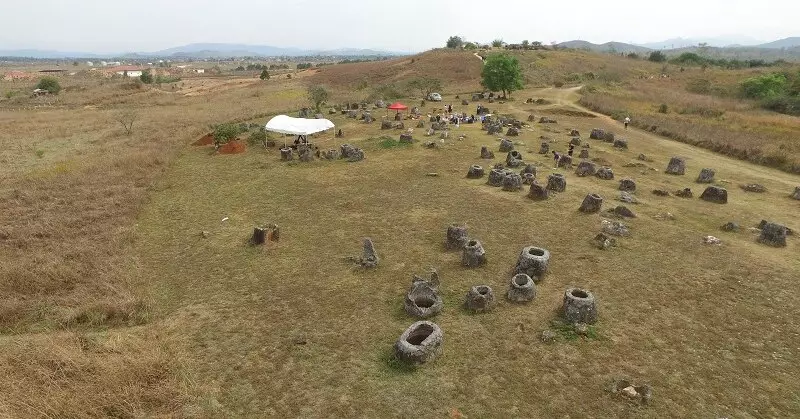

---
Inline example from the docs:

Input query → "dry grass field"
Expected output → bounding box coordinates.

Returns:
[1,50,799,417]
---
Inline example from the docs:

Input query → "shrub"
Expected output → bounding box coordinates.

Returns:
[648,51,667,63]
[554,80,565,88]
[761,95,800,116]
[740,73,787,99]
[259,69,270,80]
[247,130,268,146]
[446,36,464,49]
[36,77,61,94]
[491,39,504,48]
[139,70,153,84]
[658,104,669,113]
[686,78,712,95]
[155,75,181,84]
[213,123,240,146]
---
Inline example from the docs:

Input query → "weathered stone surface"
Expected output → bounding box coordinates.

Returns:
[321,149,340,160]
[528,181,549,200]
[467,165,485,179]
[791,187,800,200]
[596,167,614,180]
[665,157,686,175]
[539,117,557,124]
[502,173,523,191]
[758,222,788,247]
[464,285,495,313]
[520,164,537,176]
[506,150,524,167]
[399,133,414,143]
[280,147,294,161]
[613,139,628,149]
[589,128,605,140]
[575,161,597,177]
[637,153,649,161]
[696,168,715,183]
[499,139,514,152]
[675,188,693,198]
[570,137,582,146]
[720,222,740,232]
[480,146,495,159]
[619,178,636,192]
[514,246,550,283]
[593,233,616,249]
[358,238,379,268]
[445,224,469,250]
[652,189,670,196]
[557,154,573,168]
[462,239,487,267]
[404,271,442,318]
[521,172,535,185]
[538,142,550,154]
[487,168,506,187]
[563,288,598,324]
[506,127,520,136]
[507,274,537,303]
[602,132,615,143]
[546,173,567,192]
[416,120,425,128]
[394,321,443,365]
[619,191,638,204]
[602,219,630,236]
[392,121,405,129]
[540,330,557,343]
[298,145,314,162]
[339,145,364,162]
[569,129,580,137]
[487,123,502,135]
[740,183,767,193]
[612,379,653,405]
[527,114,535,122]
[380,120,392,130]
[700,186,728,204]
[431,121,447,131]
[579,149,589,159]
[612,205,636,218]
[579,193,603,213]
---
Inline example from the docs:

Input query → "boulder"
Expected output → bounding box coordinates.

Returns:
[506,150,524,167]
[462,239,487,267]
[589,128,605,140]
[613,139,628,149]
[637,153,649,161]
[392,121,405,130]
[487,123,502,135]
[569,129,580,137]
[563,288,598,324]
[557,154,573,169]
[358,238,379,268]
[758,222,788,247]
[665,157,686,175]
[445,224,469,250]
[380,120,392,130]
[528,181,549,200]
[538,142,550,155]
[394,321,443,365]
[602,219,630,237]
[740,183,767,193]
[506,127,520,136]
[619,191,638,204]
[579,193,603,213]
[579,149,589,159]
[539,117,557,124]
[461,99,469,106]
[602,132,615,143]
[594,233,616,250]
[575,161,597,177]
[700,186,728,204]
[652,189,670,196]
[569,137,582,146]
[520,164,537,176]
[612,379,653,406]
[375,99,386,108]
[464,285,495,313]
[720,222,740,232]
[612,205,636,218]
[527,114,536,122]
[487,168,506,187]
[507,274,537,303]
[514,246,550,283]
[321,149,340,160]
[298,145,314,162]
[521,172,535,185]
[399,133,414,143]
[404,270,443,319]
[675,188,693,198]
[791,186,800,200]
[696,168,715,183]
[502,173,523,191]
[346,148,365,162]
[466,165,485,179]
[480,146,495,159]
[431,121,447,131]
[499,139,514,152]
[596,167,615,180]
[619,178,636,192]
[546,173,567,192]
[280,147,294,161]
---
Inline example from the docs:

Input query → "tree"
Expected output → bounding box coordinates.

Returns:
[307,85,329,112]
[260,69,270,80]
[648,51,667,62]
[72,61,78,66]
[36,77,61,94]
[139,69,153,84]
[491,39,505,48]
[531,41,543,50]
[408,77,442,98]
[463,42,477,50]
[213,123,239,147]
[521,40,530,49]
[446,36,464,49]
[481,53,524,98]
[115,110,138,135]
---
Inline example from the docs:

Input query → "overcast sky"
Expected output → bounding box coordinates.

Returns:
[2,0,797,53]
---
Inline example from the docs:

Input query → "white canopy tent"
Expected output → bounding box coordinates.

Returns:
[265,115,335,147]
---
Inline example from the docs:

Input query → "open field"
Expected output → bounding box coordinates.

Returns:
[1,49,799,417]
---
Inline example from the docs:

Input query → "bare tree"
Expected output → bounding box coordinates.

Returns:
[116,110,138,135]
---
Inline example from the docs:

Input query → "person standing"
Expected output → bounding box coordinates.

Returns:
[568,143,575,157]
[624,116,631,130]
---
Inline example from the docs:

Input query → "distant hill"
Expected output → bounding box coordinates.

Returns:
[557,40,651,54]
[638,35,764,50]
[756,37,800,49]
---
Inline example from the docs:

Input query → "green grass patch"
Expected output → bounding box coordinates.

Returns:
[549,319,600,341]
[371,135,412,149]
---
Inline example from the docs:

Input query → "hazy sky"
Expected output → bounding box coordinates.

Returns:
[3,0,798,52]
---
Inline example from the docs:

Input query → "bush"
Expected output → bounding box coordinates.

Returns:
[247,130,268,146]
[155,75,181,84]
[36,77,61,94]
[648,51,667,63]
[686,78,712,95]
[259,69,270,80]
[139,70,153,84]
[446,36,464,49]
[554,81,565,88]
[761,95,800,116]
[213,123,240,146]
[658,104,669,113]
[740,73,788,99]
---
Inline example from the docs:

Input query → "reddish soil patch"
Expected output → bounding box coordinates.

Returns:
[193,133,214,146]
[218,140,246,154]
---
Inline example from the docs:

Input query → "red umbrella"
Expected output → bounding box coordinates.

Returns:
[387,102,408,115]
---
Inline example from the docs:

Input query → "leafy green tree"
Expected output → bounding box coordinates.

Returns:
[260,69,270,80]
[35,77,61,94]
[648,51,667,62]
[463,42,478,50]
[307,85,329,112]
[740,73,788,99]
[491,39,505,48]
[408,77,442,97]
[213,123,240,147]
[446,36,464,49]
[480,53,524,98]
[139,69,153,84]
[521,40,530,49]
[531,41,543,50]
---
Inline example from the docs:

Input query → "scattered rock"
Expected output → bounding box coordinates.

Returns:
[506,127,520,136]
[487,168,506,187]
[637,153,650,161]
[740,183,767,193]
[546,173,567,192]
[502,173,523,191]
[674,188,693,198]
[399,133,414,143]
[720,222,740,232]
[539,117,557,124]
[467,165,485,179]
[520,164,537,176]
[528,182,549,200]
[569,129,580,137]
[618,192,638,204]
[654,212,675,221]
[538,142,550,154]
[612,379,653,405]
[507,274,537,302]
[579,193,603,213]
[593,233,617,250]
[521,172,535,185]
[700,186,728,204]
[514,246,550,283]
[462,239,487,267]
[464,285,495,313]
[696,168,715,183]
[602,131,616,143]
[557,154,573,169]
[280,147,294,161]
[618,178,636,192]
[563,288,598,324]
[540,329,557,343]
[499,139,514,152]
[445,224,469,251]
[380,120,392,130]
[506,150,524,167]
[570,137,582,146]
[358,238,379,268]
[394,321,443,365]
[791,186,800,200]
[596,167,614,180]
[601,219,630,237]
[200,230,210,238]
[611,205,636,218]
[703,235,722,245]
[651,189,670,197]
[589,128,605,140]
[321,149,340,160]
[579,149,589,159]
[665,157,686,175]
[480,146,495,159]
[613,139,628,149]
[758,222,788,247]
[574,323,589,336]
[575,161,597,177]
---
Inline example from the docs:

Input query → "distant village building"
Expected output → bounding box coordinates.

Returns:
[95,65,148,77]
[193,68,205,74]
